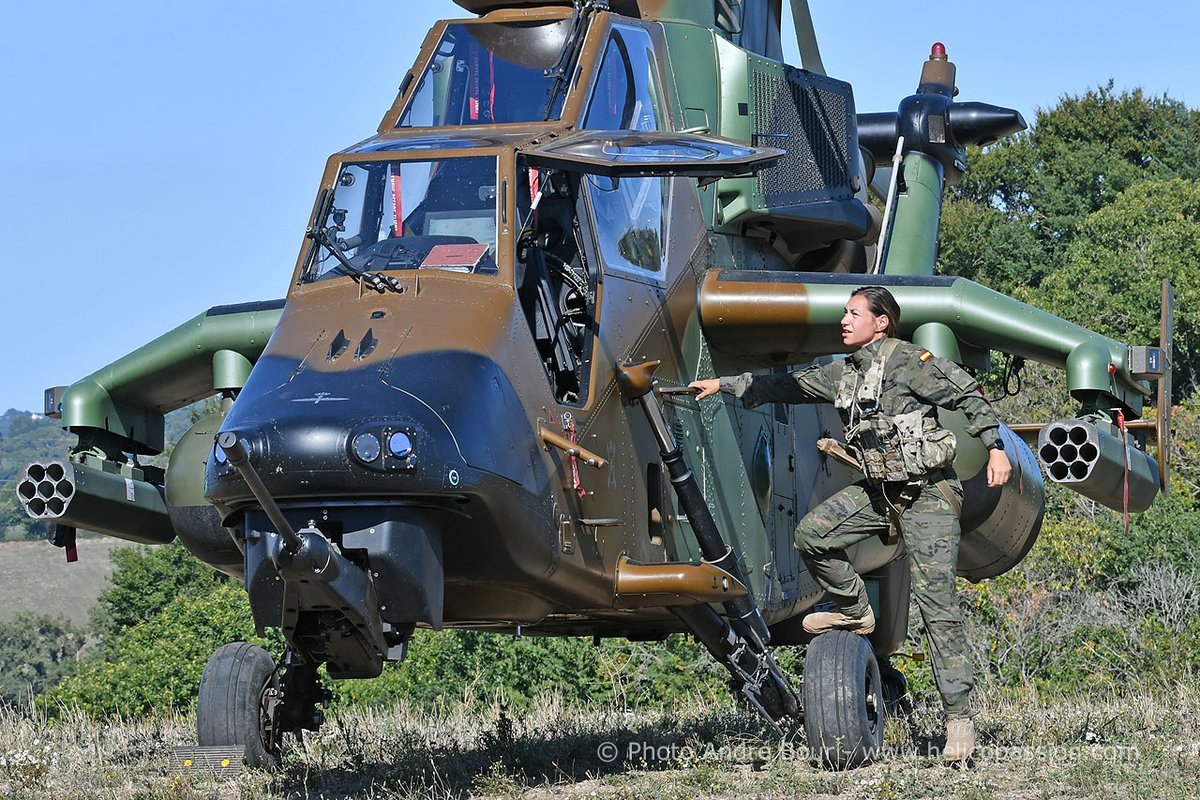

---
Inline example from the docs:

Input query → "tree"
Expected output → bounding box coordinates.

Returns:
[0,614,85,705]
[89,541,226,643]
[940,85,1200,290]
[41,581,264,717]
[1039,178,1200,399]
[936,199,1045,295]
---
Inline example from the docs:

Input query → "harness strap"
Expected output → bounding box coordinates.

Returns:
[933,477,962,517]
[880,471,961,545]
[881,479,923,545]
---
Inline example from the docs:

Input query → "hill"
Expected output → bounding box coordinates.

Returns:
[0,538,124,626]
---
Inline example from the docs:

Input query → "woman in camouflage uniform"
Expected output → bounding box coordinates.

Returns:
[690,286,1011,763]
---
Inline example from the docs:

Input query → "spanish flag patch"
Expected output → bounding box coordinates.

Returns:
[919,350,933,362]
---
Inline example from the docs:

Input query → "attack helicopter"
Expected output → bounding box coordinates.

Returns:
[18,0,1172,770]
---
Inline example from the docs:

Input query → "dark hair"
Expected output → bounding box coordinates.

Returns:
[850,286,901,337]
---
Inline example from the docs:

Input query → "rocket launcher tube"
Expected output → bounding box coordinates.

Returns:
[16,458,174,545]
[1037,419,1158,513]
[698,271,1150,415]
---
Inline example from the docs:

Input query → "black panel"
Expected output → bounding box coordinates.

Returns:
[753,68,856,207]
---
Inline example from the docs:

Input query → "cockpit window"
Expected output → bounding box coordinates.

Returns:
[304,156,499,281]
[584,174,668,278]
[582,25,662,132]
[398,20,571,128]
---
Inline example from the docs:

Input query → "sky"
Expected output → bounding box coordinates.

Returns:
[0,0,1196,414]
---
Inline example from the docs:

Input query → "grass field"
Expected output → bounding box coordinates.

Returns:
[0,538,122,625]
[2,685,1197,799]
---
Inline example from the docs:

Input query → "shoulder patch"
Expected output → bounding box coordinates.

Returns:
[918,350,933,363]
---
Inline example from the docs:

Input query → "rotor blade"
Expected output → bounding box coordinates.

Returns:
[789,0,825,74]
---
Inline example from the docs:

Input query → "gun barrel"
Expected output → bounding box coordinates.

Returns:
[16,459,175,544]
[217,432,303,553]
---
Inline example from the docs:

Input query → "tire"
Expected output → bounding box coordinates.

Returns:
[197,642,279,769]
[803,631,885,769]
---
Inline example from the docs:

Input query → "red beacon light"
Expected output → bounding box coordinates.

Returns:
[930,42,947,59]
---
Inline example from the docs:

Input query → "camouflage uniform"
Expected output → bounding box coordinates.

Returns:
[719,336,1002,719]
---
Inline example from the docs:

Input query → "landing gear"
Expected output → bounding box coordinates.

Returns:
[879,658,912,718]
[197,644,330,770]
[197,643,280,768]
[803,631,885,769]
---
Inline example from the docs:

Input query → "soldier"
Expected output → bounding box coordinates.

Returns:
[690,286,1011,764]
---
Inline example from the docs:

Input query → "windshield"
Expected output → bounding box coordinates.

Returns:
[398,20,571,128]
[304,156,499,281]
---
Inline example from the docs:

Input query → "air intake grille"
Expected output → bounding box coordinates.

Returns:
[753,68,854,207]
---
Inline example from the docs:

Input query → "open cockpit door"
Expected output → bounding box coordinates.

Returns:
[520,130,784,178]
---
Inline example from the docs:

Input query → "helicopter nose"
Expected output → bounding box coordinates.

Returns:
[205,349,538,507]
[208,403,461,504]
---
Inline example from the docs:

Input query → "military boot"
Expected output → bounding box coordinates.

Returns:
[801,604,876,635]
[943,718,976,763]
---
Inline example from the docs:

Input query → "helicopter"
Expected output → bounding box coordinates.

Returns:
[17,0,1172,770]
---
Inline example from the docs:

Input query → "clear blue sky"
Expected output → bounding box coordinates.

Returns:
[1,1,1196,414]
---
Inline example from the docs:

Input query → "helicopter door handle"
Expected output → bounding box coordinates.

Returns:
[579,518,622,527]
[656,384,702,412]
[538,425,608,469]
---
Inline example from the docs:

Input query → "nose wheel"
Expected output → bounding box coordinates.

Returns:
[197,642,281,769]
[803,631,885,769]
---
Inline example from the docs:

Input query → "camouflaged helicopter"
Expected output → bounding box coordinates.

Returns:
[19,0,1172,769]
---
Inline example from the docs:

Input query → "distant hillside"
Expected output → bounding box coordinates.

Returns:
[0,538,124,625]
[0,407,48,438]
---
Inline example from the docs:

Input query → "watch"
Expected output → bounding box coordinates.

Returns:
[987,439,1005,452]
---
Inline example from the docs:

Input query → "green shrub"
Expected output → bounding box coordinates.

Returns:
[40,581,268,717]
[89,541,225,643]
[332,630,727,710]
[0,614,85,705]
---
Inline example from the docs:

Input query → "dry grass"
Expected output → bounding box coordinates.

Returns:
[2,684,1199,799]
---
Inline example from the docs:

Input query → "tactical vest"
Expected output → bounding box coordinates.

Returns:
[834,339,957,483]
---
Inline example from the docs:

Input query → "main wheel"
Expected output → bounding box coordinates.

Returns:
[197,642,279,769]
[803,631,885,769]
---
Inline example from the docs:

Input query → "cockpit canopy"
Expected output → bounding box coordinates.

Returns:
[398,20,572,128]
